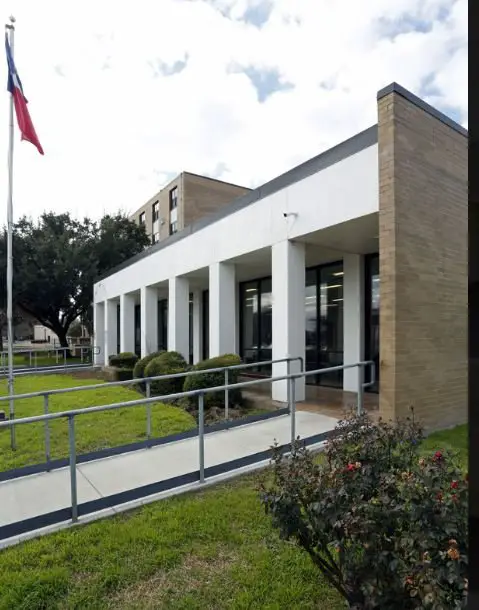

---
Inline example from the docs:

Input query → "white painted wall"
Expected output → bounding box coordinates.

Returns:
[343,254,365,392]
[94,144,378,302]
[33,325,59,344]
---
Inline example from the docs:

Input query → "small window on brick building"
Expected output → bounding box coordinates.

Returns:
[152,201,159,222]
[169,187,178,211]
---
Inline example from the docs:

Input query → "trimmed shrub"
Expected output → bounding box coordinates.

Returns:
[108,352,139,369]
[144,351,188,398]
[112,367,134,381]
[260,412,468,610]
[133,350,165,393]
[183,353,242,409]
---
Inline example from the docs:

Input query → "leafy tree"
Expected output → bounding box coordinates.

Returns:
[67,319,83,338]
[0,212,149,350]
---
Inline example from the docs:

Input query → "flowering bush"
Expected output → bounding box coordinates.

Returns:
[259,413,468,609]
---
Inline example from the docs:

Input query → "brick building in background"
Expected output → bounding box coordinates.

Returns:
[129,172,251,244]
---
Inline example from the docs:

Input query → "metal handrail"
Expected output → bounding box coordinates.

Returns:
[0,345,100,373]
[0,356,303,404]
[0,359,375,526]
[0,355,303,454]
[0,360,374,428]
[0,364,98,377]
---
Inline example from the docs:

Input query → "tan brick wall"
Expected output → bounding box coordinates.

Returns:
[130,173,249,243]
[182,173,250,227]
[378,91,468,431]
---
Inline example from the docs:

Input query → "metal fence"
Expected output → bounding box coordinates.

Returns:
[0,345,100,375]
[0,359,375,525]
[0,356,303,453]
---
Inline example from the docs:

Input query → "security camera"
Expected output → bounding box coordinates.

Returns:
[283,212,288,218]
[283,212,298,218]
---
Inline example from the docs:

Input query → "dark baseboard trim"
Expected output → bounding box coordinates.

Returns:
[0,428,331,541]
[0,408,290,483]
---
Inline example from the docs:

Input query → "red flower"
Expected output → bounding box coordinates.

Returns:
[437,492,443,501]
[434,451,443,460]
[347,463,356,472]
[451,481,458,489]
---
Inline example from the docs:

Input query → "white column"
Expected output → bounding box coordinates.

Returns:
[192,290,203,364]
[272,240,306,402]
[209,262,236,357]
[141,286,158,357]
[104,299,118,361]
[93,302,105,365]
[343,253,365,392]
[120,293,135,353]
[168,276,189,360]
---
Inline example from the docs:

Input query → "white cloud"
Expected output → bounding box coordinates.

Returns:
[0,0,467,225]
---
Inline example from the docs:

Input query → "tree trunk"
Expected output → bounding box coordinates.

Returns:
[55,327,71,358]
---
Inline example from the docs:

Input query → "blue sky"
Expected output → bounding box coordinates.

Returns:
[0,0,467,223]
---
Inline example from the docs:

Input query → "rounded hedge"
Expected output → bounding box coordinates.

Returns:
[144,351,188,397]
[133,350,165,380]
[108,352,139,369]
[183,353,242,409]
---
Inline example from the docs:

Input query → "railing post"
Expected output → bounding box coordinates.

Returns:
[290,377,296,445]
[146,381,152,441]
[9,400,16,451]
[55,349,59,364]
[357,364,364,416]
[29,350,32,368]
[44,394,51,467]
[68,415,78,523]
[198,392,205,483]
[34,351,37,369]
[224,369,229,421]
[286,358,291,410]
[64,348,67,368]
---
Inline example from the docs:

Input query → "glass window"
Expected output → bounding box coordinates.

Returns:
[152,233,159,245]
[157,299,168,351]
[305,269,318,374]
[189,294,193,365]
[318,263,344,387]
[139,211,146,225]
[169,187,178,211]
[169,221,177,235]
[259,279,272,372]
[241,281,259,367]
[202,290,209,360]
[152,201,159,222]
[134,304,141,357]
[365,254,380,392]
[116,303,120,354]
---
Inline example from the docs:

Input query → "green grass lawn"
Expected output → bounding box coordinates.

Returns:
[0,375,195,471]
[0,424,467,610]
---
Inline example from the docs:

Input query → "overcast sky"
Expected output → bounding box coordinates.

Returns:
[0,0,467,226]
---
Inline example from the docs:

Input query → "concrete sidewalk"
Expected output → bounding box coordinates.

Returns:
[0,411,337,540]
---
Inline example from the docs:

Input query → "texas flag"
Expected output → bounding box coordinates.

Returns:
[5,34,44,155]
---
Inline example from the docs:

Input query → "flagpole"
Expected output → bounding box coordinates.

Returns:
[5,16,15,451]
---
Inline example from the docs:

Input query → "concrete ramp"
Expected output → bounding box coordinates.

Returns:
[0,411,337,547]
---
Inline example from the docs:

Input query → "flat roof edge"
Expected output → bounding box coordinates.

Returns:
[377,82,468,138]
[96,124,378,284]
